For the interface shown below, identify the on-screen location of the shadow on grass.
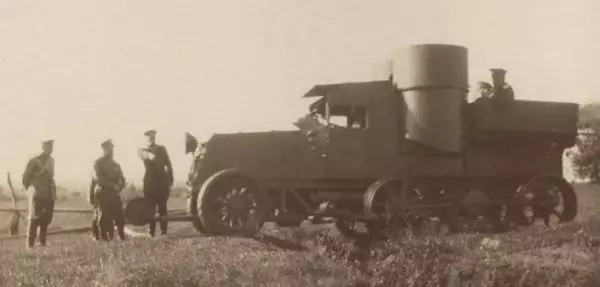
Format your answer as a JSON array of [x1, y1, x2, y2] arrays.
[[157, 230, 307, 252], [252, 234, 307, 251]]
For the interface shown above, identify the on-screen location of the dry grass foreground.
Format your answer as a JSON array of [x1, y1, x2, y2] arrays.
[[0, 184, 598, 287]]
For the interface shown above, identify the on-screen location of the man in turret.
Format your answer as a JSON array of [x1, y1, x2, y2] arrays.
[[22, 140, 57, 248], [94, 140, 126, 241], [139, 130, 173, 237], [489, 68, 515, 107]]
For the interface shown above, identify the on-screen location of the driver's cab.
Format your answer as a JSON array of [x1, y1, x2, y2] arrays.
[[308, 96, 369, 130], [296, 81, 393, 178]]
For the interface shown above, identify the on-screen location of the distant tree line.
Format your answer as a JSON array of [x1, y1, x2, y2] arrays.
[[570, 103, 600, 183]]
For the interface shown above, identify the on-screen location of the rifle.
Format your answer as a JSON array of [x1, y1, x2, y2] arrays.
[[89, 178, 97, 205]]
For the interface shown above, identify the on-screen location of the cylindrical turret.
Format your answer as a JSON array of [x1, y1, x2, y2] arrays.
[[393, 44, 468, 153], [402, 89, 465, 153], [393, 44, 468, 90]]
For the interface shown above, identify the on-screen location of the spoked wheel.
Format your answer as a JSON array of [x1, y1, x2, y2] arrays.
[[514, 175, 577, 227], [197, 169, 267, 236], [512, 185, 536, 226], [333, 201, 377, 239], [363, 177, 426, 238], [187, 187, 209, 233]]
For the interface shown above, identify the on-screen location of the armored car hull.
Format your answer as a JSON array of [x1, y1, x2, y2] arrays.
[[180, 44, 579, 238]]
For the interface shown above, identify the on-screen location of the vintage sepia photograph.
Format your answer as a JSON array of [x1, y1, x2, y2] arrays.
[[0, 0, 598, 286]]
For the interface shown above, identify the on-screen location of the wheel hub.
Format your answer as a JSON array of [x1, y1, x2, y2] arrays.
[[226, 188, 248, 214]]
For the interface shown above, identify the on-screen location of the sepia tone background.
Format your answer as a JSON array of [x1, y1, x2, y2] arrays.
[[0, 0, 598, 188]]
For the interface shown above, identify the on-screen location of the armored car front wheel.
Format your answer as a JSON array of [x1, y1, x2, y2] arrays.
[[197, 169, 267, 236]]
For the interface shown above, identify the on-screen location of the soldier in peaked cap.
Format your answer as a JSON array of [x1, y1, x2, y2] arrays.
[[489, 68, 515, 108], [139, 130, 174, 237], [93, 140, 126, 241], [22, 139, 57, 248]]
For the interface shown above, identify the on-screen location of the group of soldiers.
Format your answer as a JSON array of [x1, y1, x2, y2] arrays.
[[22, 129, 174, 248]]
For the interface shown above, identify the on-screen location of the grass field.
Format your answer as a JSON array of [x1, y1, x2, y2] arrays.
[[0, 184, 599, 287]]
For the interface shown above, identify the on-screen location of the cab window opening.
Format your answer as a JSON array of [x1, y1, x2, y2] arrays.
[[328, 105, 368, 129]]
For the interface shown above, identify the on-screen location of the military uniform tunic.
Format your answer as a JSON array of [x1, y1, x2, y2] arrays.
[[491, 83, 515, 108], [139, 144, 173, 236], [140, 144, 173, 198]]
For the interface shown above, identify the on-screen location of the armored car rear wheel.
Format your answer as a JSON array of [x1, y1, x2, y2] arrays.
[[197, 169, 267, 236], [514, 175, 577, 227]]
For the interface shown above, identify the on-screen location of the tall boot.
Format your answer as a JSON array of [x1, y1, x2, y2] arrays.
[[158, 199, 168, 236], [108, 225, 115, 241], [117, 225, 126, 241], [26, 220, 38, 248], [92, 220, 100, 241], [148, 220, 156, 237], [99, 222, 110, 241], [160, 220, 168, 236], [39, 224, 48, 246]]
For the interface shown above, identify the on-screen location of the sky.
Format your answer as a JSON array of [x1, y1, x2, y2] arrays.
[[0, 0, 598, 188]]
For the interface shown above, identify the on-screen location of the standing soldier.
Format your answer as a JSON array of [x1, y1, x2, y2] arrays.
[[94, 140, 126, 241], [22, 140, 56, 248], [139, 130, 173, 237]]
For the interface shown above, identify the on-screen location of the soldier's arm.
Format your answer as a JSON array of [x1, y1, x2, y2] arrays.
[[506, 86, 515, 100], [162, 146, 174, 183], [49, 158, 57, 199], [187, 158, 197, 187], [118, 165, 126, 190], [50, 157, 56, 187], [88, 178, 96, 204], [22, 159, 35, 189]]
